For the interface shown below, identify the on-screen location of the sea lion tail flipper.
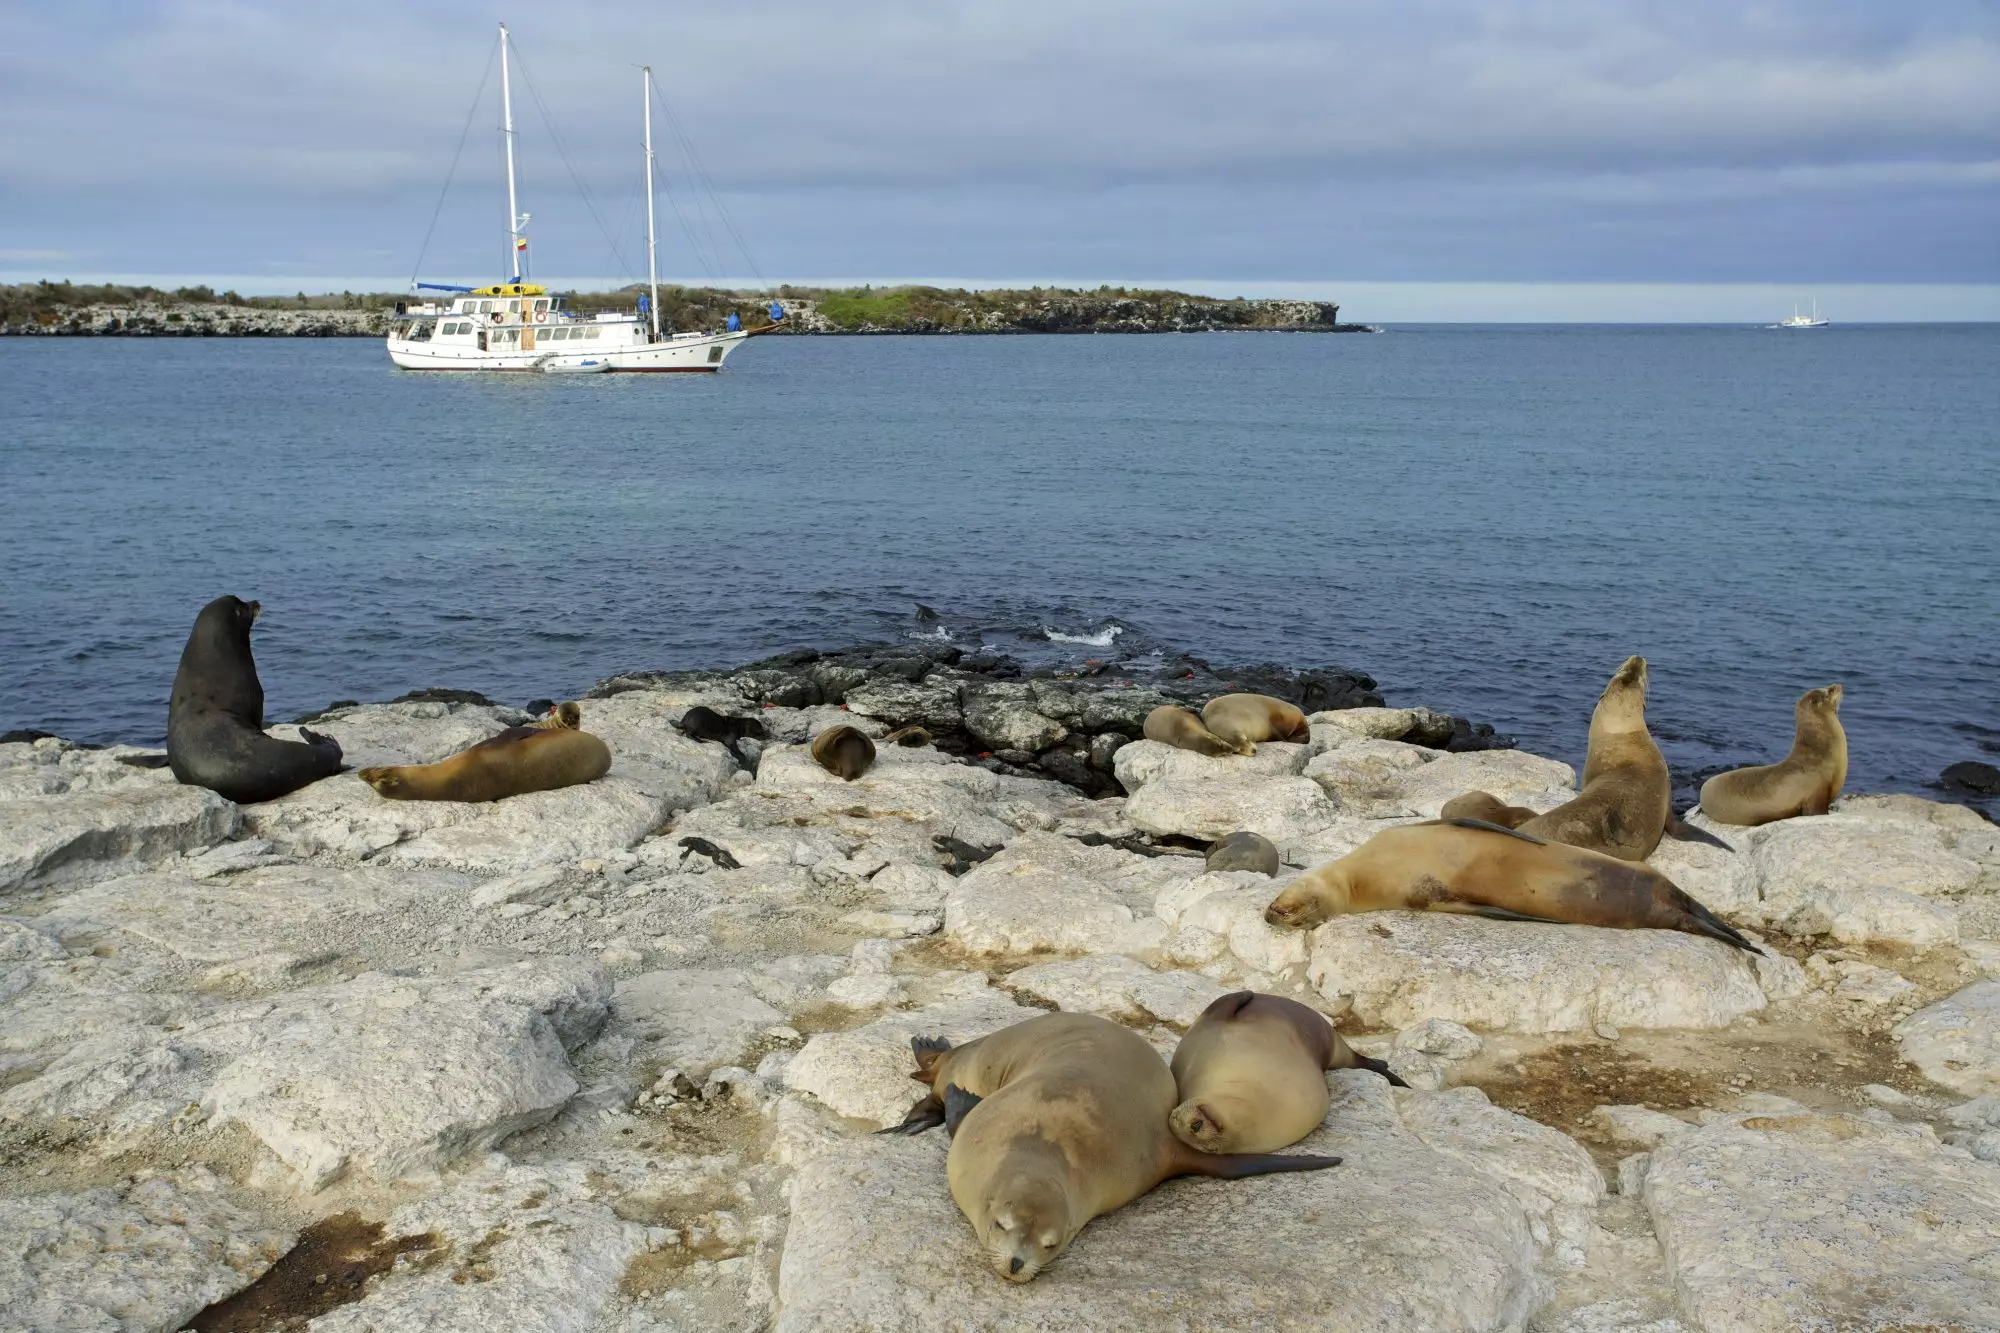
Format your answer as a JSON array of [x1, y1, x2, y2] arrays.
[[1442, 816, 1549, 845], [297, 726, 342, 757], [1183, 1150, 1343, 1180], [1353, 1053, 1409, 1088], [1666, 816, 1734, 852], [117, 753, 173, 769], [909, 1035, 953, 1081], [1679, 899, 1766, 955], [878, 1095, 946, 1136], [942, 1084, 983, 1138]]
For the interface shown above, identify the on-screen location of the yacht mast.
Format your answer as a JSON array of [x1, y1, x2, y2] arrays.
[[500, 23, 523, 282], [643, 66, 661, 343]]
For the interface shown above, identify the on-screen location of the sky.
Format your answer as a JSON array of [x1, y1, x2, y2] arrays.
[[3, 0, 1997, 320]]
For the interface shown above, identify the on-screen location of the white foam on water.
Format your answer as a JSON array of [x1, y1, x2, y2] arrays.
[[1043, 624, 1124, 648]]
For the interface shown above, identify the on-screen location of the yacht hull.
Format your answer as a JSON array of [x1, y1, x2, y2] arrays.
[[388, 328, 750, 372]]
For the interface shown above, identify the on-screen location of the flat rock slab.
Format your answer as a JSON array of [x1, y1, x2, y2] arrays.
[[1124, 770, 1342, 843], [268, 699, 526, 771], [0, 785, 238, 894], [242, 774, 671, 872], [0, 1167, 292, 1333], [1644, 1110, 2000, 1332], [197, 959, 610, 1190], [1373, 749, 1578, 819], [1000, 955, 1229, 1028], [34, 863, 473, 964], [611, 967, 784, 1076], [0, 739, 179, 801], [782, 992, 1037, 1128], [1111, 739, 1311, 791], [1893, 980, 2000, 1097], [550, 691, 739, 812], [776, 1074, 1549, 1332], [1302, 913, 1781, 1033], [944, 832, 1196, 958]]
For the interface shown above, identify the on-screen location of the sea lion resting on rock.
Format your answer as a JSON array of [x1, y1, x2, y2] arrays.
[[1205, 830, 1283, 876], [1142, 704, 1248, 757], [167, 595, 344, 804], [1170, 992, 1404, 1155], [1700, 685, 1847, 827], [1443, 656, 1728, 857], [1264, 817, 1762, 953], [811, 724, 875, 779], [881, 1012, 1341, 1282], [676, 704, 766, 749], [1201, 693, 1310, 749], [358, 707, 611, 802]]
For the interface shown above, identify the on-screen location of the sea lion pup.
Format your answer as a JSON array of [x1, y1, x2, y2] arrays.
[[358, 712, 611, 802], [1699, 685, 1847, 827], [1170, 991, 1405, 1155], [1205, 830, 1283, 876], [810, 723, 875, 779], [675, 704, 766, 749], [1439, 790, 1540, 829], [882, 724, 931, 747], [167, 595, 344, 804], [1263, 818, 1762, 953], [1201, 693, 1311, 749], [880, 1012, 1340, 1282], [1142, 704, 1249, 757]]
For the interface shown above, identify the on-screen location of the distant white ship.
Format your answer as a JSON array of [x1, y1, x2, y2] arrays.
[[1775, 299, 1829, 329], [389, 24, 779, 374]]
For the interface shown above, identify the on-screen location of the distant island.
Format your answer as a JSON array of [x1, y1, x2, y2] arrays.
[[0, 280, 1371, 337]]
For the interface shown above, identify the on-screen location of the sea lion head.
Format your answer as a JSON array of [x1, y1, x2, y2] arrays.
[[978, 1173, 1073, 1283], [1600, 655, 1648, 703], [192, 595, 262, 651], [1264, 865, 1348, 929], [1168, 1097, 1235, 1153], [1801, 683, 1843, 715]]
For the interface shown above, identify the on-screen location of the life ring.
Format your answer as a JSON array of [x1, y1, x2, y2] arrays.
[[533, 311, 548, 324], [491, 310, 507, 324]]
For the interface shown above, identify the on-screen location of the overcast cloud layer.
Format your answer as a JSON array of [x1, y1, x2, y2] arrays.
[[3, 1, 1996, 315]]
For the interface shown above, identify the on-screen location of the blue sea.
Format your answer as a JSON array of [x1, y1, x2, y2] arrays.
[[3, 327, 1996, 803]]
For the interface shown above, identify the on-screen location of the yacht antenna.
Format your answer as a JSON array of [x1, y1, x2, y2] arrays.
[[643, 65, 661, 343], [499, 23, 524, 282]]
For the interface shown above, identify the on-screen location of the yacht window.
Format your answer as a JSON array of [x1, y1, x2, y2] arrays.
[[477, 300, 492, 313], [586, 328, 600, 340], [708, 345, 724, 363], [533, 299, 549, 313], [411, 322, 432, 342]]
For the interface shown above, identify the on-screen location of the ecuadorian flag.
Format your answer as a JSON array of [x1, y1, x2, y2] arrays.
[[516, 237, 528, 252]]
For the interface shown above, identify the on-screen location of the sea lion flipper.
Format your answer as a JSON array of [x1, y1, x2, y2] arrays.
[[942, 1084, 983, 1138], [910, 1035, 953, 1077], [1353, 1053, 1409, 1088], [1677, 898, 1766, 955], [1665, 816, 1734, 852], [1442, 816, 1549, 845], [1180, 1150, 1343, 1180], [1456, 902, 1570, 926], [879, 1095, 946, 1136]]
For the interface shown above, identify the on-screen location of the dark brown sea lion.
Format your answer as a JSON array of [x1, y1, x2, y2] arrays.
[[166, 596, 344, 804], [1204, 830, 1283, 876], [1699, 685, 1848, 827], [1439, 790, 1541, 829], [676, 704, 766, 748], [1201, 693, 1311, 749], [358, 712, 611, 802], [1142, 704, 1248, 757], [1263, 818, 1761, 953], [811, 724, 875, 780], [1170, 991, 1404, 1155], [882, 725, 931, 747], [880, 1012, 1341, 1282]]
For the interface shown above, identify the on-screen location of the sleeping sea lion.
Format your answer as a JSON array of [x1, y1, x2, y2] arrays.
[[1438, 790, 1540, 828], [880, 1012, 1341, 1282], [167, 595, 344, 804], [1170, 991, 1404, 1155], [1699, 685, 1847, 827], [1263, 818, 1761, 953], [811, 724, 875, 779], [1142, 704, 1248, 757], [882, 725, 931, 747], [1205, 830, 1283, 876], [1201, 693, 1311, 749], [358, 712, 611, 801], [676, 704, 767, 749]]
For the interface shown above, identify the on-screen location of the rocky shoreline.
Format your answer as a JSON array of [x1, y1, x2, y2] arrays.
[[3, 648, 1997, 1331]]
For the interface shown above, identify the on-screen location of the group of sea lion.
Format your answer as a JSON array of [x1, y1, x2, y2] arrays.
[[1143, 693, 1310, 757], [883, 994, 1400, 1282]]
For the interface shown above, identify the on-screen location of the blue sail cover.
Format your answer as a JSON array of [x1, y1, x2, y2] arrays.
[[416, 282, 476, 292], [727, 311, 742, 331], [769, 301, 784, 320]]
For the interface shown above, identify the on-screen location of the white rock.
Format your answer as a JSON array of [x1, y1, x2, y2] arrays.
[[1124, 773, 1340, 843], [1300, 738, 1431, 804], [1394, 1018, 1485, 1061], [469, 865, 570, 908], [1893, 980, 2000, 1097], [1830, 961, 1921, 1006], [0, 785, 238, 893], [199, 959, 609, 1190], [1644, 1109, 2000, 1331], [1178, 883, 1312, 977], [180, 837, 287, 879], [776, 1073, 1550, 1331], [612, 968, 783, 1077], [869, 861, 955, 910], [558, 690, 739, 811], [1591, 1104, 1696, 1149], [0, 1167, 292, 1333], [944, 833, 1193, 958], [826, 974, 906, 1008], [1301, 914, 1772, 1033], [1387, 750, 1578, 818], [782, 993, 1036, 1128], [1001, 955, 1230, 1028], [1111, 738, 1311, 792], [1305, 707, 1423, 750], [961, 684, 1067, 753], [266, 699, 524, 770], [1745, 813, 1981, 948], [841, 909, 942, 937]]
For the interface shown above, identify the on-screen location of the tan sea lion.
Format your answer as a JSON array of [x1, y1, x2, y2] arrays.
[[882, 725, 931, 747], [1170, 991, 1405, 1155], [1263, 817, 1761, 953], [880, 1012, 1340, 1282], [811, 724, 876, 779], [358, 717, 611, 802], [1205, 830, 1283, 876], [528, 701, 582, 730], [1438, 790, 1540, 828], [1142, 704, 1248, 757], [1699, 685, 1847, 826], [1201, 693, 1311, 749]]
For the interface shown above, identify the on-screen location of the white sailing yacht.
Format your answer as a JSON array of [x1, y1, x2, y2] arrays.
[[388, 24, 779, 373], [1776, 299, 1829, 329]]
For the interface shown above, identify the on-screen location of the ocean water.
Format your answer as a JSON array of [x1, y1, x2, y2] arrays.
[[2, 327, 1996, 803]]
